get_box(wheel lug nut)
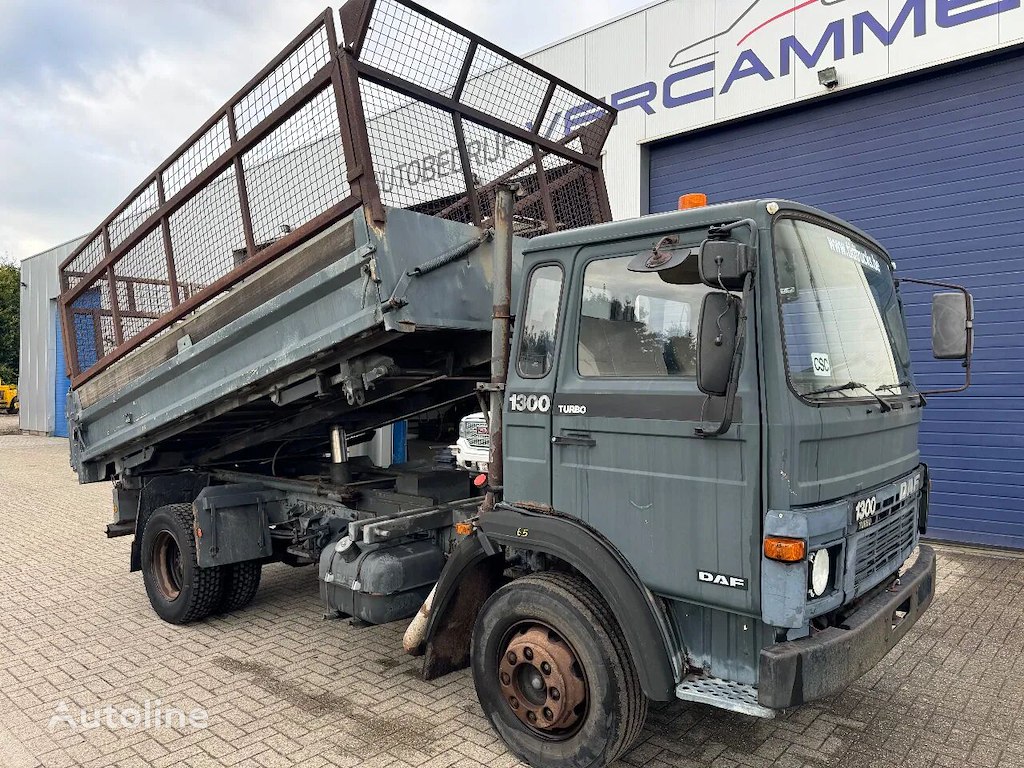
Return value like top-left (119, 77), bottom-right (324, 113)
top-left (500, 672), bottom-right (510, 685)
top-left (509, 697), bottom-right (519, 709)
top-left (524, 647), bottom-right (533, 661)
top-left (543, 707), bottom-right (554, 721)
top-left (527, 711), bottom-right (537, 723)
top-left (506, 651), bottom-right (517, 665)
top-left (550, 687), bottom-right (560, 701)
top-left (540, 661), bottom-right (551, 675)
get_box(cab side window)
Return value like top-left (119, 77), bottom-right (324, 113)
top-left (517, 264), bottom-right (564, 378)
top-left (577, 254), bottom-right (711, 377)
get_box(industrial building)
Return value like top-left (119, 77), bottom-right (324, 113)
top-left (20, 0), bottom-right (1021, 548)
top-left (19, 237), bottom-right (83, 437)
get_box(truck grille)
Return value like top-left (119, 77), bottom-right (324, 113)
top-left (852, 492), bottom-right (918, 598)
top-left (466, 423), bottom-right (489, 449)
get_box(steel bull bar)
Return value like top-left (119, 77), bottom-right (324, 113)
top-left (758, 544), bottom-right (936, 709)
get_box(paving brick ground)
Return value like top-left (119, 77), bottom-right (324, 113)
top-left (2, 434), bottom-right (1024, 768)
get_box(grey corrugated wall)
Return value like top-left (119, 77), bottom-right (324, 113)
top-left (19, 237), bottom-right (84, 434)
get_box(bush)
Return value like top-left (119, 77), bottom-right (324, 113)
top-left (0, 262), bottom-right (19, 383)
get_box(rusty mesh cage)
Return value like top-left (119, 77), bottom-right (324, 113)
top-left (58, 0), bottom-right (615, 385)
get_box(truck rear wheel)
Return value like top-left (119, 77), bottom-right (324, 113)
top-left (140, 504), bottom-right (222, 624)
top-left (7, 396), bottom-right (17, 414)
top-left (216, 561), bottom-right (262, 613)
top-left (471, 571), bottom-right (647, 768)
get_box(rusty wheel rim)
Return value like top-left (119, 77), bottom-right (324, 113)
top-left (497, 623), bottom-right (588, 739)
top-left (152, 531), bottom-right (183, 601)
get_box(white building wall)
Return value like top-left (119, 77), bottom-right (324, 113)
top-left (525, 0), bottom-right (1024, 219)
top-left (19, 237), bottom-right (84, 434)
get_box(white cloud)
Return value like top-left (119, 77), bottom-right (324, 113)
top-left (0, 0), bottom-right (647, 261)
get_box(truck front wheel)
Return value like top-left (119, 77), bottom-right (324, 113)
top-left (471, 571), bottom-right (648, 768)
top-left (140, 504), bottom-right (222, 624)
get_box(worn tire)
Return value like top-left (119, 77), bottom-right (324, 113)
top-left (140, 503), bottom-right (222, 624)
top-left (216, 561), bottom-right (262, 613)
top-left (471, 571), bottom-right (648, 768)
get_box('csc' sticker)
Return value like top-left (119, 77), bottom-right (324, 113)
top-left (811, 353), bottom-right (832, 377)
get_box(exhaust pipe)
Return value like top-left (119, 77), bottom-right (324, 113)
top-left (405, 186), bottom-right (515, 656)
top-left (482, 184), bottom-right (515, 513)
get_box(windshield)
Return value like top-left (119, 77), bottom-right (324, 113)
top-left (774, 218), bottom-right (913, 400)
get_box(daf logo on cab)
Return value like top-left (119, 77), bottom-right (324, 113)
top-left (698, 570), bottom-right (748, 590)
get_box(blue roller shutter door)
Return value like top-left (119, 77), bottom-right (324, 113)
top-left (54, 305), bottom-right (71, 438)
top-left (649, 51), bottom-right (1024, 549)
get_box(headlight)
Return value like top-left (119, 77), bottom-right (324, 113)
top-left (809, 548), bottom-right (831, 597)
top-left (459, 420), bottom-right (470, 439)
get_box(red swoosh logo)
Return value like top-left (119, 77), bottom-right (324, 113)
top-left (737, 0), bottom-right (821, 46)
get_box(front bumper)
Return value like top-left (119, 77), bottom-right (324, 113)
top-left (758, 544), bottom-right (936, 709)
top-left (451, 439), bottom-right (489, 472)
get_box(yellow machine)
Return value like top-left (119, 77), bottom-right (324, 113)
top-left (0, 379), bottom-right (18, 414)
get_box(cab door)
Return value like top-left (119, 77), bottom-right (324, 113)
top-left (502, 261), bottom-right (566, 506)
top-left (550, 246), bottom-right (760, 607)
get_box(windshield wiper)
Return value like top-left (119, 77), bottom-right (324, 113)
top-left (804, 381), bottom-right (892, 413)
top-left (877, 380), bottom-right (926, 407)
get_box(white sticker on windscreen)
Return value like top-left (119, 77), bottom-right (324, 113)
top-left (811, 353), bottom-right (832, 377)
top-left (826, 236), bottom-right (882, 273)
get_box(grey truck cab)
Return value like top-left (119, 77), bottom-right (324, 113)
top-left (419, 197), bottom-right (972, 766)
top-left (55, 3), bottom-right (974, 767)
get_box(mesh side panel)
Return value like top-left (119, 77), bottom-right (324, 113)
top-left (511, 186), bottom-right (550, 239)
top-left (108, 182), bottom-right (160, 251)
top-left (462, 45), bottom-right (547, 132)
top-left (63, 235), bottom-right (106, 287)
top-left (162, 117), bottom-right (232, 200)
top-left (360, 79), bottom-right (469, 218)
top-left (543, 150), bottom-right (601, 232)
top-left (463, 120), bottom-right (534, 187)
top-left (112, 227), bottom-right (172, 326)
top-left (71, 276), bottom-right (111, 370)
top-left (542, 85), bottom-right (612, 153)
top-left (168, 168), bottom-right (245, 292)
top-left (234, 24), bottom-right (332, 138)
top-left (243, 86), bottom-right (351, 245)
top-left (358, 0), bottom-right (469, 95)
top-left (462, 121), bottom-right (558, 236)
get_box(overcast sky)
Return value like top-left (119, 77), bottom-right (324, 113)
top-left (0, 0), bottom-right (647, 261)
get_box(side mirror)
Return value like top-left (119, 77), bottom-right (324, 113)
top-left (697, 291), bottom-right (739, 396)
top-left (698, 240), bottom-right (755, 291)
top-left (932, 291), bottom-right (973, 360)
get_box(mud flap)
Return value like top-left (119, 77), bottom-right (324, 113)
top-left (420, 532), bottom-right (504, 679)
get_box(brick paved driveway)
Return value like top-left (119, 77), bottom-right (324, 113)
top-left (2, 434), bottom-right (1023, 768)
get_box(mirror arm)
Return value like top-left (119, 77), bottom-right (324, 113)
top-left (696, 272), bottom-right (754, 438)
top-left (707, 218), bottom-right (760, 252)
top-left (896, 277), bottom-right (974, 396)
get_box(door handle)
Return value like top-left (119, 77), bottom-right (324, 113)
top-left (552, 434), bottom-right (596, 448)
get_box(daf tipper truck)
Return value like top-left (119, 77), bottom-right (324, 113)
top-left (57, 2), bottom-right (975, 766)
